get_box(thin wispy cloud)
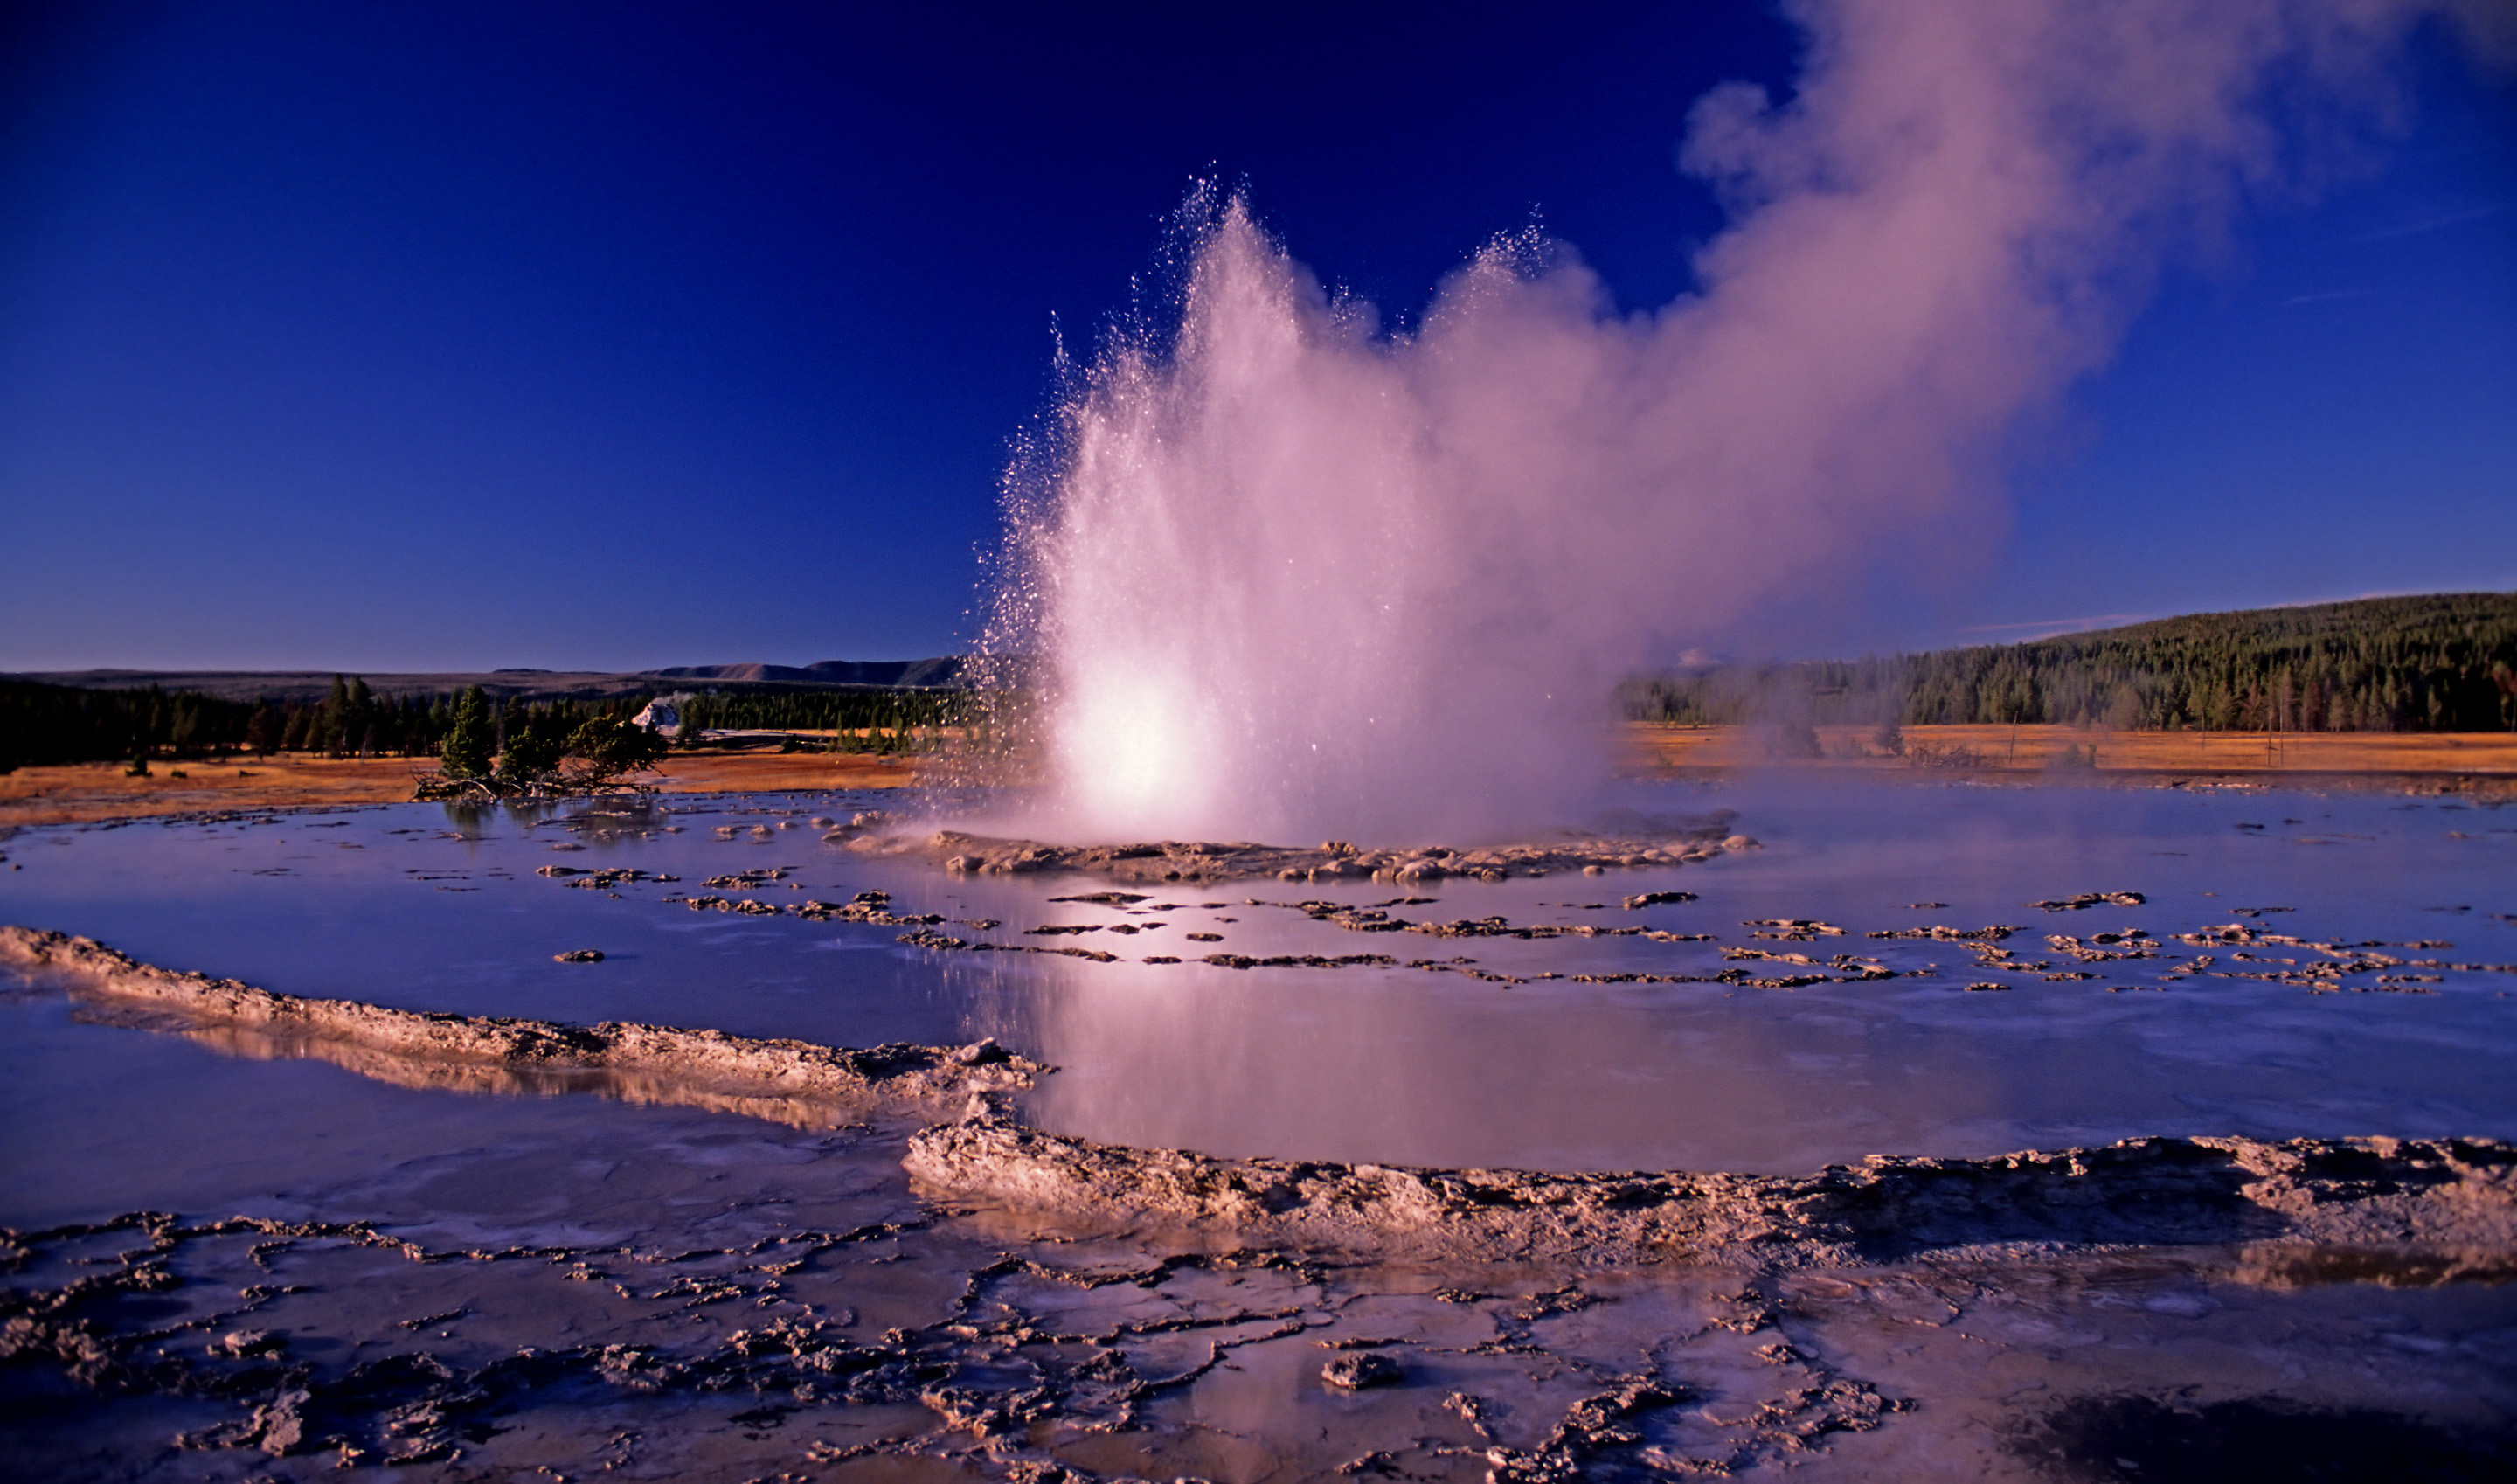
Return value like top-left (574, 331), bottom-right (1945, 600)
top-left (1962, 614), bottom-right (2151, 638)
top-left (2346, 200), bottom-right (2514, 244)
top-left (1967, 586), bottom-right (2517, 647)
top-left (2295, 583), bottom-right (2517, 606)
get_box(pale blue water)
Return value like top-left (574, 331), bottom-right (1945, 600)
top-left (3, 780), bottom-right (2512, 1226)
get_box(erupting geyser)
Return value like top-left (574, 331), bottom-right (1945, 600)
top-left (987, 0), bottom-right (2502, 846)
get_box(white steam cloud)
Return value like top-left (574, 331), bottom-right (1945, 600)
top-left (988, 0), bottom-right (2492, 845)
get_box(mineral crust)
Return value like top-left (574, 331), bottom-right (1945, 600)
top-left (829, 812), bottom-right (1753, 884)
top-left (0, 926), bottom-right (1039, 1120)
top-left (906, 1119), bottom-right (2517, 1273)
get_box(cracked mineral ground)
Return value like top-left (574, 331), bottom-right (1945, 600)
top-left (3, 777), bottom-right (2514, 1480)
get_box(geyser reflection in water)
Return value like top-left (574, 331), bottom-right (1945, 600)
top-left (953, 776), bottom-right (2517, 1175)
top-left (973, 946), bottom-right (2041, 1175)
top-left (988, 0), bottom-right (2493, 845)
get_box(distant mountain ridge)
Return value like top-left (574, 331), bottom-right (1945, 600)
top-left (651, 657), bottom-right (965, 688)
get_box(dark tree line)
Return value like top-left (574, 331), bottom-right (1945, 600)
top-left (419, 686), bottom-right (669, 798)
top-left (675, 689), bottom-right (968, 734)
top-left (0, 676), bottom-right (661, 773)
top-left (1, 681), bottom-right (252, 769)
top-left (11, 592), bottom-right (2504, 774)
top-left (0, 676), bottom-right (441, 770)
top-left (673, 688), bottom-right (979, 755)
top-left (0, 674), bottom-right (982, 773)
top-left (1624, 593), bottom-right (2517, 732)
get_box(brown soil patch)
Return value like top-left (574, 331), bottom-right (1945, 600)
top-left (1625, 723), bottom-right (2517, 781)
top-left (0, 750), bottom-right (926, 828)
top-left (9, 724), bottom-right (2508, 829)
top-left (646, 749), bottom-right (925, 796)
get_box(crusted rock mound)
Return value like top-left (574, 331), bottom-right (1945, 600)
top-left (906, 1120), bottom-right (2517, 1272)
top-left (0, 926), bottom-right (1039, 1122)
top-left (829, 813), bottom-right (1750, 884)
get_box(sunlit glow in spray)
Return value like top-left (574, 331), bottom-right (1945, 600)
top-left (988, 0), bottom-right (2485, 845)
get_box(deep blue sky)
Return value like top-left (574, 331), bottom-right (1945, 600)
top-left (3, 2), bottom-right (2510, 672)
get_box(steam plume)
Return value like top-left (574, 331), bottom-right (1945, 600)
top-left (988, 0), bottom-right (2484, 844)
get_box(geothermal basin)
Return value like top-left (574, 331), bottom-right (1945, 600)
top-left (3, 779), bottom-right (2514, 1479)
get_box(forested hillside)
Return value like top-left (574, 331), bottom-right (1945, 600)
top-left (1, 676), bottom-right (412, 769)
top-left (1623, 593), bottom-right (2517, 732)
top-left (9, 593), bottom-right (2509, 771)
top-left (674, 689), bottom-right (965, 735)
top-left (0, 675), bottom-right (971, 771)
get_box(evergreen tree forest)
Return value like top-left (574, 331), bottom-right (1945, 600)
top-left (1, 676), bottom-right (430, 771)
top-left (673, 689), bottom-right (967, 737)
top-left (8, 593), bottom-right (2507, 773)
top-left (419, 686), bottom-right (673, 799)
top-left (1626, 593), bottom-right (2516, 732)
top-left (0, 676), bottom-right (974, 773)
top-left (0, 677), bottom-right (656, 773)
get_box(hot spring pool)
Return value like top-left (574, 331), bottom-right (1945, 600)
top-left (4, 778), bottom-right (2511, 1206)
top-left (4, 779), bottom-right (2512, 1481)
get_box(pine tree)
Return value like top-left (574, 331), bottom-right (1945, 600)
top-left (496, 705), bottom-right (565, 783)
top-left (244, 702), bottom-right (281, 757)
top-left (440, 687), bottom-right (494, 780)
top-left (346, 676), bottom-right (374, 757)
top-left (562, 713), bottom-right (669, 782)
top-left (318, 675), bottom-right (350, 757)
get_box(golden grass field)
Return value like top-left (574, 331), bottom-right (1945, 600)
top-left (3, 724), bottom-right (2511, 828)
top-left (0, 751), bottom-right (926, 828)
top-left (1622, 723), bottom-right (2517, 778)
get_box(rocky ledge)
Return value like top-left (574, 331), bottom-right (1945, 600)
top-left (907, 1119), bottom-right (2517, 1273)
top-left (12, 925), bottom-right (2513, 1285)
top-left (0, 926), bottom-right (1040, 1118)
top-left (825, 809), bottom-right (1754, 884)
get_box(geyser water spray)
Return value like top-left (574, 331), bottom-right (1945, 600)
top-left (986, 0), bottom-right (2500, 846)
top-left (987, 201), bottom-right (1606, 846)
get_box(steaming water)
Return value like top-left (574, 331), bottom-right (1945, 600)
top-left (5, 784), bottom-right (2513, 1217)
top-left (16, 3), bottom-right (2514, 1467)
top-left (8, 784), bottom-right (2514, 1477)
top-left (992, 0), bottom-right (2470, 844)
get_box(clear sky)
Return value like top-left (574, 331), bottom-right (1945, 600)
top-left (3, 1), bottom-right (2510, 673)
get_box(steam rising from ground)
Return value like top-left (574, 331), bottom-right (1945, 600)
top-left (988, 0), bottom-right (2494, 846)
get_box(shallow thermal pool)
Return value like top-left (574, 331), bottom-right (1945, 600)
top-left (3, 778), bottom-right (2512, 1201)
top-left (3, 779), bottom-right (2513, 1481)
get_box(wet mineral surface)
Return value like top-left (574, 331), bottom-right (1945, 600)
top-left (3, 780), bottom-right (2514, 1479)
